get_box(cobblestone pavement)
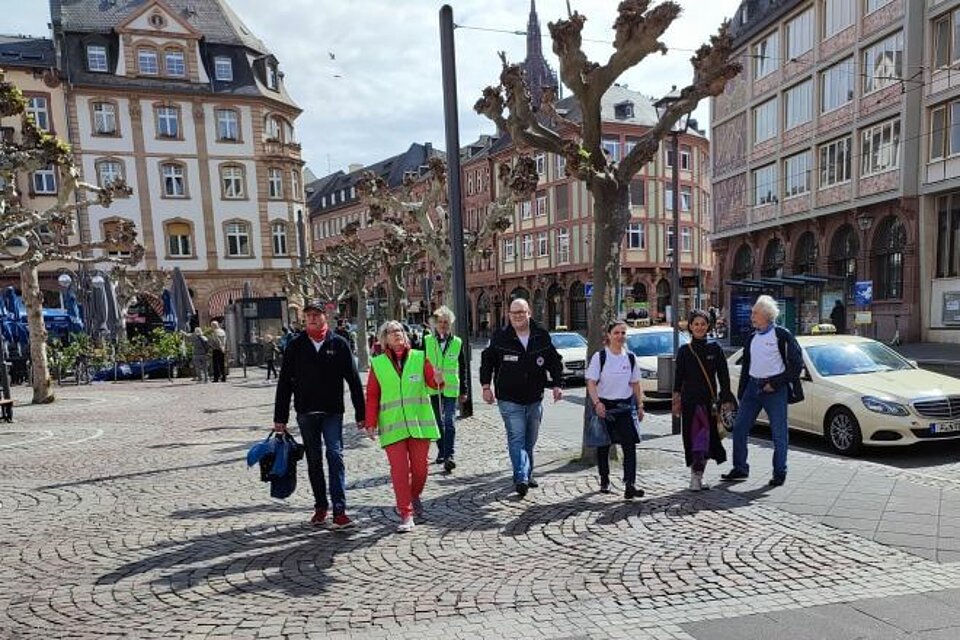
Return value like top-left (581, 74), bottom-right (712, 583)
top-left (1, 374), bottom-right (960, 639)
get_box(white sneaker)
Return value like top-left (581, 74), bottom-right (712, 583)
top-left (396, 517), bottom-right (415, 533)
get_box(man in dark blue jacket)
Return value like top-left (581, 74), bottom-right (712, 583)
top-left (722, 295), bottom-right (803, 487)
top-left (480, 298), bottom-right (563, 498)
top-left (274, 302), bottom-right (365, 528)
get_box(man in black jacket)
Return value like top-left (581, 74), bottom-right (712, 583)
top-left (480, 298), bottom-right (563, 497)
top-left (721, 295), bottom-right (803, 487)
top-left (274, 302), bottom-right (365, 528)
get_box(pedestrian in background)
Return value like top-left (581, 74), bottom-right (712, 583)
top-left (830, 299), bottom-right (847, 334)
top-left (424, 306), bottom-right (468, 473)
top-left (189, 327), bottom-right (209, 383)
top-left (673, 310), bottom-right (733, 491)
top-left (364, 320), bottom-right (441, 533)
top-left (208, 320), bottom-right (228, 382)
top-left (585, 320), bottom-right (645, 499)
top-left (480, 298), bottom-right (563, 498)
top-left (722, 295), bottom-right (803, 487)
top-left (263, 334), bottom-right (278, 382)
top-left (274, 302), bottom-right (366, 528)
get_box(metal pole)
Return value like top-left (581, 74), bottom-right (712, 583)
top-left (670, 132), bottom-right (681, 435)
top-left (440, 5), bottom-right (472, 418)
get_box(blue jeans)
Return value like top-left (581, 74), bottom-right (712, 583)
top-left (296, 413), bottom-right (346, 514)
top-left (431, 395), bottom-right (458, 460)
top-left (732, 378), bottom-right (789, 478)
top-left (498, 400), bottom-right (542, 484)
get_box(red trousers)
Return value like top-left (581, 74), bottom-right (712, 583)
top-left (385, 438), bottom-right (431, 519)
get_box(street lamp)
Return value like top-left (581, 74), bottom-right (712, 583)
top-left (856, 212), bottom-right (874, 336)
top-left (3, 236), bottom-right (29, 258)
top-left (653, 87), bottom-right (692, 358)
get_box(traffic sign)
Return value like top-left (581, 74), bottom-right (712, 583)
top-left (584, 282), bottom-right (593, 298)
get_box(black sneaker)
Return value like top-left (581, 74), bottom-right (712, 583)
top-left (443, 458), bottom-right (456, 473)
top-left (769, 475), bottom-right (786, 487)
top-left (721, 469), bottom-right (750, 481)
top-left (433, 457), bottom-right (445, 465)
top-left (515, 482), bottom-right (528, 498)
top-left (599, 478), bottom-right (611, 494)
top-left (624, 485), bottom-right (644, 500)
top-left (527, 478), bottom-right (538, 488)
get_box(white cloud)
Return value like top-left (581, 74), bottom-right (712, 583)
top-left (2, 0), bottom-right (742, 175)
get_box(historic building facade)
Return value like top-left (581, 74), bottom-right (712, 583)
top-left (711, 0), bottom-right (921, 343)
top-left (50, 0), bottom-right (304, 321)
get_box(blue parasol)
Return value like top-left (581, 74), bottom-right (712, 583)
top-left (161, 289), bottom-right (177, 331)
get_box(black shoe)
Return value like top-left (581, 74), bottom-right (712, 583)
top-left (515, 482), bottom-right (528, 498)
top-left (527, 478), bottom-right (538, 488)
top-left (721, 469), bottom-right (750, 481)
top-left (443, 458), bottom-right (456, 473)
top-left (624, 485), bottom-right (644, 500)
top-left (433, 457), bottom-right (445, 465)
top-left (769, 475), bottom-right (786, 487)
top-left (599, 478), bottom-right (611, 494)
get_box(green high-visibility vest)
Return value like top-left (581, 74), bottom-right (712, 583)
top-left (423, 333), bottom-right (462, 398)
top-left (371, 350), bottom-right (440, 448)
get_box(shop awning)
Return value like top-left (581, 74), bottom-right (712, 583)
top-left (727, 274), bottom-right (832, 289)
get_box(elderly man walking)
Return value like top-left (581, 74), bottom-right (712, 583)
top-left (721, 295), bottom-right (803, 487)
top-left (208, 321), bottom-right (228, 382)
top-left (424, 306), bottom-right (468, 473)
top-left (480, 298), bottom-right (563, 498)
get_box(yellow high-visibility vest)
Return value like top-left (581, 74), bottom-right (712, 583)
top-left (370, 350), bottom-right (440, 447)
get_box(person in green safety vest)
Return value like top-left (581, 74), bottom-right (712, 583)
top-left (424, 306), bottom-right (468, 474)
top-left (363, 320), bottom-right (443, 533)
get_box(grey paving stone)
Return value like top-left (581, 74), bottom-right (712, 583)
top-left (851, 594), bottom-right (960, 632)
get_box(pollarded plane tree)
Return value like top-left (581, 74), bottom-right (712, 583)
top-left (111, 265), bottom-right (167, 342)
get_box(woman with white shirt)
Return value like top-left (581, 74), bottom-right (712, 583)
top-left (585, 321), bottom-right (645, 499)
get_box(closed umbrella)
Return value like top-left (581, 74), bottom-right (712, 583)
top-left (63, 287), bottom-right (84, 333)
top-left (161, 289), bottom-right (177, 331)
top-left (103, 277), bottom-right (122, 340)
top-left (87, 278), bottom-right (109, 340)
top-left (170, 267), bottom-right (195, 332)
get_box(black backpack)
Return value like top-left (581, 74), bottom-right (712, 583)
top-left (598, 348), bottom-right (636, 377)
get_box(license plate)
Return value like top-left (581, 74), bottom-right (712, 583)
top-left (930, 422), bottom-right (960, 434)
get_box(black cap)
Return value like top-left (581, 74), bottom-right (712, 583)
top-left (303, 300), bottom-right (326, 313)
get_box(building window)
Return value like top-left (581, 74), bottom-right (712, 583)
top-left (753, 163), bottom-right (778, 205)
top-left (156, 105), bottom-right (180, 138)
top-left (503, 237), bottom-right (516, 262)
top-left (936, 193), bottom-right (960, 278)
top-left (823, 0), bottom-right (855, 38)
top-left (630, 179), bottom-right (644, 206)
top-left (861, 118), bottom-right (901, 176)
top-left (681, 227), bottom-right (692, 252)
top-left (602, 137), bottom-right (621, 161)
top-left (272, 222), bottom-right (288, 255)
top-left (92, 101), bottom-right (117, 135)
top-left (292, 170), bottom-right (301, 200)
top-left (555, 184), bottom-right (569, 220)
top-left (537, 231), bottom-right (548, 256)
top-left (873, 216), bottom-right (905, 300)
top-left (87, 44), bottom-right (108, 72)
top-left (165, 49), bottom-right (185, 77)
top-left (25, 96), bottom-right (49, 131)
top-left (754, 98), bottom-right (778, 143)
top-left (535, 153), bottom-right (546, 175)
top-left (793, 231), bottom-right (818, 275)
top-left (522, 234), bottom-right (533, 258)
top-left (863, 31), bottom-right (903, 94)
top-left (96, 159), bottom-right (123, 188)
top-left (556, 228), bottom-right (569, 263)
top-left (213, 56), bottom-right (233, 81)
top-left (933, 10), bottom-right (959, 68)
top-left (555, 154), bottom-right (566, 176)
top-left (829, 225), bottom-right (859, 299)
top-left (166, 221), bottom-right (192, 257)
top-left (732, 244), bottom-right (754, 280)
top-left (821, 57), bottom-right (854, 112)
top-left (753, 30), bottom-right (779, 79)
top-left (819, 136), bottom-right (851, 187)
top-left (784, 79), bottom-right (812, 129)
top-left (536, 192), bottom-right (547, 217)
top-left (666, 187), bottom-right (675, 211)
top-left (215, 109), bottom-right (239, 141)
top-left (866, 0), bottom-right (894, 13)
top-left (930, 101), bottom-right (960, 160)
top-left (138, 47), bottom-right (159, 75)
top-left (785, 8), bottom-right (813, 59)
top-left (667, 227), bottom-right (675, 251)
top-left (680, 187), bottom-right (692, 211)
top-left (32, 166), bottom-right (56, 194)
top-left (161, 162), bottom-right (186, 197)
top-left (784, 151), bottom-right (811, 197)
top-left (627, 223), bottom-right (646, 250)
top-left (266, 63), bottom-right (279, 90)
top-left (221, 165), bottom-right (245, 199)
top-left (268, 168), bottom-right (283, 199)
top-left (519, 200), bottom-right (532, 220)
top-left (226, 221), bottom-right (251, 257)
top-left (680, 146), bottom-right (692, 170)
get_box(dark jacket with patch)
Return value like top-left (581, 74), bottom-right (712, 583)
top-left (273, 332), bottom-right (365, 424)
top-left (479, 322), bottom-right (563, 404)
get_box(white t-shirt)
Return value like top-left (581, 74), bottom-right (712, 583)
top-left (585, 348), bottom-right (640, 400)
top-left (749, 328), bottom-right (785, 379)
top-left (517, 332), bottom-right (530, 349)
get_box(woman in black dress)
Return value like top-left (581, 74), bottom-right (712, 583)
top-left (672, 310), bottom-right (735, 490)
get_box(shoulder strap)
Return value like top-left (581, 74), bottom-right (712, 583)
top-left (598, 348), bottom-right (634, 378)
top-left (599, 348), bottom-right (607, 376)
top-left (689, 347), bottom-right (716, 402)
top-left (628, 352), bottom-right (636, 372)
top-left (775, 327), bottom-right (788, 364)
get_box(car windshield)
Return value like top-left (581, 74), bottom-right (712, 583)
top-left (806, 342), bottom-right (913, 377)
top-left (626, 332), bottom-right (689, 357)
top-left (551, 333), bottom-right (587, 349)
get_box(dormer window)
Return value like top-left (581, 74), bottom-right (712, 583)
top-left (214, 56), bottom-right (233, 81)
top-left (87, 45), bottom-right (108, 72)
top-left (165, 49), bottom-right (185, 77)
top-left (266, 63), bottom-right (278, 90)
top-left (138, 47), bottom-right (159, 75)
top-left (614, 101), bottom-right (635, 120)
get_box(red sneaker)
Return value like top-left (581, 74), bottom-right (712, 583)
top-left (331, 513), bottom-right (355, 529)
top-left (310, 509), bottom-right (327, 526)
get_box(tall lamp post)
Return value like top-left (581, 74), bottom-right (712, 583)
top-left (653, 88), bottom-right (692, 358)
top-left (856, 212), bottom-right (874, 337)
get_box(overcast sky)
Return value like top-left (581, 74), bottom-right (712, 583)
top-left (3, 0), bottom-right (741, 178)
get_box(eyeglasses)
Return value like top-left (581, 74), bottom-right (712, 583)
top-left (508, 311), bottom-right (528, 316)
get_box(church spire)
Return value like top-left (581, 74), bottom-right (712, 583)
top-left (527, 0), bottom-right (543, 61)
top-left (522, 0), bottom-right (560, 110)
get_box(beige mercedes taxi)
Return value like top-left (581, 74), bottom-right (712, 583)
top-left (728, 334), bottom-right (960, 455)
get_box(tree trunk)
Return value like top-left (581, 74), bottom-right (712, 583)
top-left (354, 286), bottom-right (371, 372)
top-left (20, 262), bottom-right (54, 404)
top-left (581, 182), bottom-right (631, 461)
top-left (385, 267), bottom-right (405, 321)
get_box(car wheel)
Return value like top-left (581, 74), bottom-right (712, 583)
top-left (825, 407), bottom-right (863, 456)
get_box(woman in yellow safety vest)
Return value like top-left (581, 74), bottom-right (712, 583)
top-left (364, 320), bottom-right (443, 533)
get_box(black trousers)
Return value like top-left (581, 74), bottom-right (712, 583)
top-left (211, 350), bottom-right (226, 382)
top-left (265, 361), bottom-right (277, 380)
